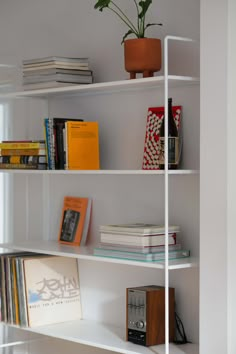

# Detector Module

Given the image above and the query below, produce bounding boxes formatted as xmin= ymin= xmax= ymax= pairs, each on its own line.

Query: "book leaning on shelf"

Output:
xmin=0 ymin=252 xmax=81 ymax=327
xmin=58 ymin=196 xmax=92 ymax=246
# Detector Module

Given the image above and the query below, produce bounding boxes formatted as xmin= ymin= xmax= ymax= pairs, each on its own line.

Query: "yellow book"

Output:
xmin=66 ymin=121 xmax=100 ymax=170
xmin=12 ymin=258 xmax=20 ymax=325
xmin=0 ymin=141 xmax=45 ymax=149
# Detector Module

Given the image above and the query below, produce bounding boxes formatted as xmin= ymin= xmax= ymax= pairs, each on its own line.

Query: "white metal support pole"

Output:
xmin=164 ymin=35 xmax=194 ymax=354
xmin=164 ymin=35 xmax=170 ymax=354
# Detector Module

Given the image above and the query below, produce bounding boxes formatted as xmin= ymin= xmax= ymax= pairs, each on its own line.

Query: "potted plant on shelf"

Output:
xmin=94 ymin=0 xmax=162 ymax=79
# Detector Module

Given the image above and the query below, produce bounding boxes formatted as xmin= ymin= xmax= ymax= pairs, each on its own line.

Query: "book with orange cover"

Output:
xmin=58 ymin=196 xmax=92 ymax=246
xmin=65 ymin=121 xmax=100 ymax=170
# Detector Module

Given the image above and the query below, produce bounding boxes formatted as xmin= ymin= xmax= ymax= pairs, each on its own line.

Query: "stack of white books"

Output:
xmin=94 ymin=223 xmax=190 ymax=262
xmin=22 ymin=56 xmax=93 ymax=90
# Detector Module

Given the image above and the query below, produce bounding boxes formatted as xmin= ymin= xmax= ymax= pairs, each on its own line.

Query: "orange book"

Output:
xmin=65 ymin=121 xmax=100 ymax=170
xmin=58 ymin=196 xmax=92 ymax=246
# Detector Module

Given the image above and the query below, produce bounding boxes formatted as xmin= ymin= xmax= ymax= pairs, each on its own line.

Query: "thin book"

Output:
xmin=23 ymin=56 xmax=89 ymax=65
xmin=99 ymin=223 xmax=180 ymax=235
xmin=100 ymin=233 xmax=177 ymax=247
xmin=93 ymin=247 xmax=190 ymax=262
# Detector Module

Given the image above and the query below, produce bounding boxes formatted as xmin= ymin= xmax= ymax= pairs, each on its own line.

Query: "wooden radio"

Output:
xmin=126 ymin=285 xmax=175 ymax=346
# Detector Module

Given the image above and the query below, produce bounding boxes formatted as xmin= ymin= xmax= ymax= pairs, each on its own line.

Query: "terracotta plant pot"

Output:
xmin=124 ymin=38 xmax=162 ymax=79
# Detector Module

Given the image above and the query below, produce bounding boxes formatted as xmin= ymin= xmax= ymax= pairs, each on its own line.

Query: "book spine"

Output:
xmin=0 ymin=142 xmax=45 ymax=149
xmin=0 ymin=148 xmax=46 ymax=156
xmin=0 ymin=156 xmax=46 ymax=164
xmin=0 ymin=163 xmax=47 ymax=169
xmin=55 ymin=123 xmax=65 ymax=169
xmin=0 ymin=257 xmax=7 ymax=322
xmin=16 ymin=258 xmax=28 ymax=327
xmin=49 ymin=118 xmax=55 ymax=170
xmin=44 ymin=118 xmax=52 ymax=169
xmin=12 ymin=259 xmax=20 ymax=325
xmin=64 ymin=123 xmax=68 ymax=169
xmin=6 ymin=257 xmax=13 ymax=323
xmin=80 ymin=198 xmax=92 ymax=246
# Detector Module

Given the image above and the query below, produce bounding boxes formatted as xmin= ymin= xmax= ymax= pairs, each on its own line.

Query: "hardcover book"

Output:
xmin=23 ymin=255 xmax=81 ymax=327
xmin=58 ymin=196 xmax=92 ymax=246
xmin=142 ymin=106 xmax=182 ymax=170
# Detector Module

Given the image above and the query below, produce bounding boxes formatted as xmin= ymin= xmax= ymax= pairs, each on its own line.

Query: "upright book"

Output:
xmin=58 ymin=196 xmax=92 ymax=246
xmin=65 ymin=121 xmax=100 ymax=170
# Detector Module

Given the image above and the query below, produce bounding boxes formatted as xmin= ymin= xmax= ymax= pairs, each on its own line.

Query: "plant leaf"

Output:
xmin=138 ymin=0 xmax=152 ymax=19
xmin=94 ymin=0 xmax=111 ymax=11
xmin=145 ymin=22 xmax=163 ymax=30
xmin=121 ymin=29 xmax=136 ymax=44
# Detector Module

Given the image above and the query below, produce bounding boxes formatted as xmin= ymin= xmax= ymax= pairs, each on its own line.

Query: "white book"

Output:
xmin=23 ymin=56 xmax=89 ymax=65
xmin=23 ymin=63 xmax=90 ymax=71
xmin=100 ymin=233 xmax=177 ymax=247
xmin=97 ymin=243 xmax=182 ymax=254
xmin=93 ymin=247 xmax=190 ymax=262
xmin=23 ymin=256 xmax=81 ymax=327
xmin=23 ymin=74 xmax=93 ymax=84
xmin=23 ymin=81 xmax=82 ymax=90
xmin=99 ymin=223 xmax=180 ymax=235
xmin=23 ymin=68 xmax=92 ymax=76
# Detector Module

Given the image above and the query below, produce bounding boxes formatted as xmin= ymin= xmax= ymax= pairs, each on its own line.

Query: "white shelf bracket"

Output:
xmin=164 ymin=35 xmax=195 ymax=354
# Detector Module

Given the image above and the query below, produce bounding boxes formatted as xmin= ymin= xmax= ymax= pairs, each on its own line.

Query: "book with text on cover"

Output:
xmin=58 ymin=196 xmax=92 ymax=246
xmin=23 ymin=256 xmax=81 ymax=327
xmin=65 ymin=121 xmax=100 ymax=170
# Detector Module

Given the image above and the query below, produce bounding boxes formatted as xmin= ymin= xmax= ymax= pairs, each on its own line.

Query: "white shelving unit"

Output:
xmin=0 ymin=36 xmax=200 ymax=354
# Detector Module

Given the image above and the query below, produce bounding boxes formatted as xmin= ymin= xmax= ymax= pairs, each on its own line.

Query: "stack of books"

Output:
xmin=22 ymin=56 xmax=93 ymax=90
xmin=0 ymin=140 xmax=47 ymax=170
xmin=94 ymin=223 xmax=190 ymax=262
xmin=0 ymin=252 xmax=81 ymax=327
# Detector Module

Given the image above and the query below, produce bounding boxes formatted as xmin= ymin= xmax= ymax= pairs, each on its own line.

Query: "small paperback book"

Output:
xmin=65 ymin=121 xmax=100 ymax=170
xmin=23 ymin=255 xmax=81 ymax=327
xmin=58 ymin=196 xmax=92 ymax=246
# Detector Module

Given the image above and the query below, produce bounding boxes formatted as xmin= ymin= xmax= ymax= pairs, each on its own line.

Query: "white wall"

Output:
xmin=0 ymin=0 xmax=199 ymax=83
xmin=227 ymin=0 xmax=236 ymax=352
xmin=200 ymin=0 xmax=228 ymax=353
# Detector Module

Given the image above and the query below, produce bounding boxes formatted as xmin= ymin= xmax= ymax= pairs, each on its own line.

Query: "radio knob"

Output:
xmin=136 ymin=320 xmax=144 ymax=329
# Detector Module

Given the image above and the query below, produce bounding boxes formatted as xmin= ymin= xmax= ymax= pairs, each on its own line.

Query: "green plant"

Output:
xmin=94 ymin=0 xmax=162 ymax=43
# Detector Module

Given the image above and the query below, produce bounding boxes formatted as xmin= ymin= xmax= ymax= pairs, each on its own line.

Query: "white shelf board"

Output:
xmin=0 ymin=241 xmax=198 ymax=270
xmin=0 ymin=323 xmax=42 ymax=348
xmin=0 ymin=75 xmax=199 ymax=99
xmin=7 ymin=320 xmax=198 ymax=354
xmin=0 ymin=169 xmax=199 ymax=175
